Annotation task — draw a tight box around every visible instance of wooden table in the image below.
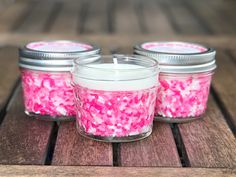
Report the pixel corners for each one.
[0,34,235,177]
[0,0,236,176]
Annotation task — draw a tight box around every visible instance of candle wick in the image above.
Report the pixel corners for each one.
[113,57,118,65]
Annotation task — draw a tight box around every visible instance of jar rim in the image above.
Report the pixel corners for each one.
[72,54,159,81]
[134,41,216,73]
[73,54,159,72]
[19,40,101,71]
[134,41,216,64]
[19,40,100,60]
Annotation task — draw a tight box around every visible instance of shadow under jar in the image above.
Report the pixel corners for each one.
[19,40,100,121]
[72,55,159,142]
[134,41,216,123]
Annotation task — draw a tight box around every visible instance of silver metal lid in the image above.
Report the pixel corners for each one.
[134,41,216,73]
[19,40,101,71]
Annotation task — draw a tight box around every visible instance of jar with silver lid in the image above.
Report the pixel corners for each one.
[134,41,216,123]
[19,40,100,121]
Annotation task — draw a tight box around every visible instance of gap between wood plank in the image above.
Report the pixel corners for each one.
[170,124,190,167]
[44,122,59,165]
[112,143,120,166]
[77,0,89,34]
[0,85,54,165]
[0,78,20,126]
[210,49,236,137]
[43,2,63,33]
[10,2,35,32]
[157,0,181,34]
[180,0,213,34]
[210,86,236,138]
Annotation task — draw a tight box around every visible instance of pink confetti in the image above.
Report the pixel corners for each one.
[156,73,212,119]
[21,69,75,118]
[74,85,157,137]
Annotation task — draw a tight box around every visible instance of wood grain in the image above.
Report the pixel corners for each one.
[178,96,236,168]
[212,51,236,131]
[0,34,235,50]
[115,0,141,34]
[82,0,108,34]
[15,1,54,33]
[0,86,53,164]
[48,2,80,34]
[0,47,19,114]
[188,0,235,34]
[203,0,236,33]
[213,50,236,129]
[52,122,113,166]
[0,2,30,32]
[119,122,181,167]
[141,0,175,35]
[116,38,180,167]
[160,0,207,34]
[0,165,235,177]
[51,17,112,165]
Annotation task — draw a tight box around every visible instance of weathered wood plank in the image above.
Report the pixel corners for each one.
[49,2,80,34]
[0,2,30,32]
[0,165,235,177]
[15,1,55,33]
[0,86,53,165]
[52,38,113,165]
[178,96,236,168]
[52,122,113,166]
[82,0,108,34]
[204,0,236,33]
[115,0,141,34]
[211,51,236,132]
[0,47,19,115]
[160,0,208,34]
[187,0,235,34]
[119,122,181,167]
[117,42,181,167]
[140,0,175,35]
[0,34,235,50]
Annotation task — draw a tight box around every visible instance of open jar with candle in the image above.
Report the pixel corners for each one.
[134,41,216,123]
[72,55,159,142]
[19,40,100,121]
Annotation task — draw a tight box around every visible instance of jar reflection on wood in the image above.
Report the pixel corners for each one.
[19,40,100,121]
[134,41,216,123]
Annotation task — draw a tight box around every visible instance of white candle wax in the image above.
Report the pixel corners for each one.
[73,63,157,91]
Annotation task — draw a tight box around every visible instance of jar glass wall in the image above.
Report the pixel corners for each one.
[72,55,159,142]
[155,71,214,123]
[19,40,100,121]
[21,69,75,121]
[134,41,216,123]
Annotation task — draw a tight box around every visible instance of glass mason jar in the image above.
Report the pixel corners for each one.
[19,40,100,121]
[72,55,159,142]
[134,41,216,123]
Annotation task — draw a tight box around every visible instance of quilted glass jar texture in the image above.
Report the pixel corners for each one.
[72,55,159,142]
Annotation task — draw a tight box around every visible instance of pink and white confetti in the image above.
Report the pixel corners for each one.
[156,73,212,119]
[21,69,75,118]
[74,85,157,137]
